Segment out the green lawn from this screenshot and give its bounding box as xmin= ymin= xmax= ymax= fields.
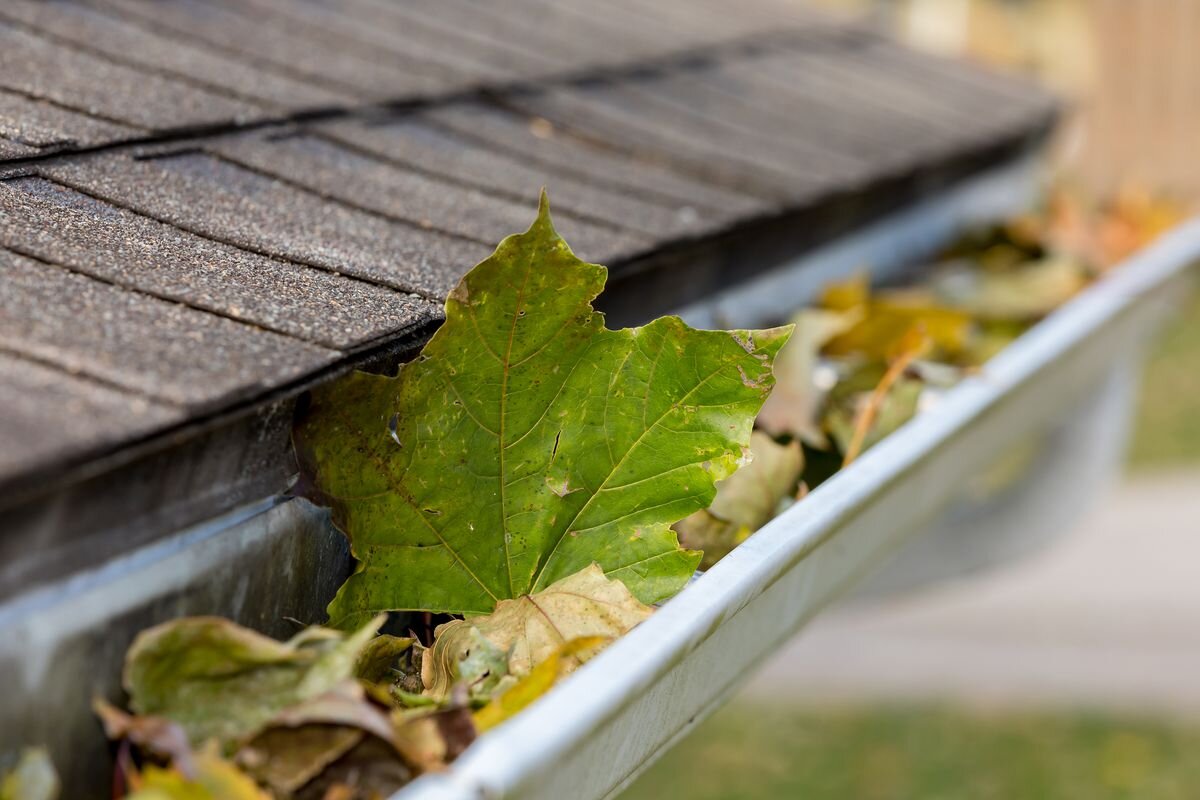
xmin=620 ymin=704 xmax=1200 ymax=800
xmin=620 ymin=287 xmax=1200 ymax=800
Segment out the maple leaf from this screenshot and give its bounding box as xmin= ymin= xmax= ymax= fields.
xmin=296 ymin=193 xmax=790 ymax=622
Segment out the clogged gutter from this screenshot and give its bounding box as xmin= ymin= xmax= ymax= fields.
xmin=2 ymin=187 xmax=1184 ymax=800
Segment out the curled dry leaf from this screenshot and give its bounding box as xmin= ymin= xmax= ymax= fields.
xmin=123 ymin=615 xmax=383 ymax=747
xmin=429 ymin=626 xmax=512 ymax=702
xmin=392 ymin=706 xmax=477 ymax=774
xmin=0 ymin=748 xmax=59 ymax=800
xmin=756 ymin=309 xmax=859 ymax=446
xmin=422 ymin=564 xmax=652 ymax=699
xmin=354 ymin=634 xmax=415 ymax=687
xmin=474 ymin=635 xmax=610 ymax=733
xmin=674 ymin=431 xmax=804 ymax=568
xmin=266 ymin=680 xmax=397 ymax=742
xmin=295 ymin=193 xmax=790 ymax=624
xmin=94 ymin=699 xmax=195 ymax=777
xmin=236 ymin=725 xmax=363 ymax=796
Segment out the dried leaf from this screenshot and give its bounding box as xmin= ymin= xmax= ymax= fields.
xmin=126 ymin=749 xmax=269 ymax=800
xmin=822 ymin=302 xmax=972 ymax=361
xmin=836 ymin=326 xmax=930 ymax=465
xmin=473 ymin=636 xmax=609 ymax=733
xmin=907 ymin=256 xmax=1088 ymax=321
xmin=354 ymin=635 xmax=415 ymax=687
xmin=236 ymin=726 xmax=363 ymax=796
xmin=266 ymin=681 xmax=396 ymax=743
xmin=756 ymin=309 xmax=858 ymax=445
xmin=819 ymin=273 xmax=869 ymax=311
xmin=295 ymin=194 xmax=790 ymax=622
xmin=826 ymin=373 xmax=924 ymax=461
xmin=94 ymin=699 xmax=195 ymax=777
xmin=0 ymin=749 xmax=59 ymax=800
xmin=294 ymin=737 xmax=413 ymax=800
xmin=422 ymin=564 xmax=652 ymax=699
xmin=124 ymin=616 xmax=382 ymax=747
xmin=391 ymin=707 xmax=476 ymax=773
xmin=231 ymin=671 xmax=401 ymax=793
xmin=674 ymin=432 xmax=803 ymax=568
xmin=446 ymin=623 xmax=511 ymax=700
xmin=707 ymin=432 xmax=803 ymax=531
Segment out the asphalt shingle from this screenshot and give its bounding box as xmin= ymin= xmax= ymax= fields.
xmin=43 ymin=150 xmax=493 ymax=298
xmin=0 ymin=86 xmax=140 ymax=155
xmin=0 ymin=22 xmax=265 ymax=131
xmin=0 ymin=351 xmax=183 ymax=487
xmin=87 ymin=0 xmax=460 ymax=102
xmin=213 ymin=131 xmax=651 ymax=264
xmin=313 ymin=116 xmax=716 ymax=241
xmin=0 ymin=176 xmax=441 ymax=348
xmin=0 ymin=0 xmax=349 ymax=111
xmin=419 ymin=102 xmax=765 ymax=217
xmin=0 ymin=248 xmax=338 ymax=408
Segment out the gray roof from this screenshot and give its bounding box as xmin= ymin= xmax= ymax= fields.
xmin=0 ymin=0 xmax=1055 ymax=590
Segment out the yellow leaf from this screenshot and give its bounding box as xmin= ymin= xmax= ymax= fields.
xmin=128 ymin=749 xmax=269 ymax=800
xmin=834 ymin=325 xmax=930 ymax=466
xmin=823 ymin=303 xmax=972 ymax=361
xmin=473 ymin=636 xmax=610 ymax=732
xmin=0 ymin=749 xmax=59 ymax=800
xmin=819 ymin=273 xmax=870 ymax=312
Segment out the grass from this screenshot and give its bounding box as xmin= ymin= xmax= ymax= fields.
xmin=1128 ymin=285 xmax=1200 ymax=469
xmin=620 ymin=704 xmax=1200 ymax=800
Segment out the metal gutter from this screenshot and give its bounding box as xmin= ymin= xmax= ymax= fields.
xmin=397 ymin=208 xmax=1200 ymax=799
xmin=673 ymin=152 xmax=1042 ymax=327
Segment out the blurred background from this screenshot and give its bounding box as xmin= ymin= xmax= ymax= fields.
xmin=621 ymin=1 xmax=1200 ymax=797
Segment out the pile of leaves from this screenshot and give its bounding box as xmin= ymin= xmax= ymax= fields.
xmin=4 ymin=187 xmax=1182 ymax=798
xmin=46 ymin=195 xmax=789 ymax=799
xmin=674 ymin=185 xmax=1186 ymax=563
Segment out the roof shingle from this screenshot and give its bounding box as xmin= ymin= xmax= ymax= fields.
xmin=0 ymin=0 xmax=1057 ymax=537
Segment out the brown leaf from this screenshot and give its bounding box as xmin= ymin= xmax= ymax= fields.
xmin=267 ymin=681 xmax=396 ymax=743
xmin=294 ymin=738 xmax=413 ymax=800
xmin=93 ymin=698 xmax=196 ymax=778
xmin=392 ymin=707 xmax=477 ymax=773
xmin=237 ymin=726 xmax=363 ymax=796
xmin=756 ymin=309 xmax=859 ymax=445
xmin=422 ymin=565 xmax=652 ymax=699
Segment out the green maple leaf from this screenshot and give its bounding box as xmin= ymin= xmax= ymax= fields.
xmin=296 ymin=194 xmax=791 ymax=623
